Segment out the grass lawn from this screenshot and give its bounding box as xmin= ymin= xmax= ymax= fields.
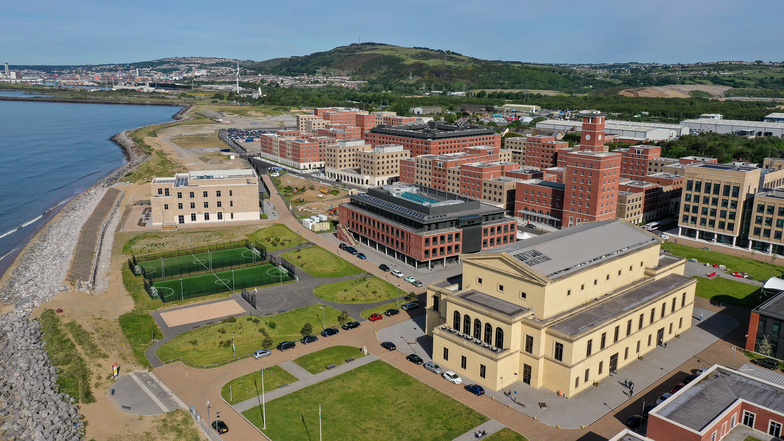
xmin=293 ymin=346 xmax=366 ymax=374
xmin=361 ymin=302 xmax=400 ymax=319
xmin=282 ymin=246 xmax=364 ymax=278
xmin=485 ymin=428 xmax=529 ymax=441
xmin=156 ymin=305 xmax=348 ymax=366
xmin=663 ymin=243 xmax=784 ymax=281
xmin=693 ymin=276 xmax=768 ymax=309
xmin=248 ymin=224 xmax=308 ymax=251
xmin=118 ymin=311 xmax=162 ymax=366
xmin=314 ymin=276 xmax=399 ymax=303
xmin=243 ymin=361 xmax=487 ymax=441
xmin=221 ymin=366 xmax=298 ymax=405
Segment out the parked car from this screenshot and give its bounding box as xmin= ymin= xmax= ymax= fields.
xmin=406 ymin=354 xmax=424 ymax=365
xmin=357 ymin=253 xmax=367 ymax=260
xmin=670 ymin=383 xmax=686 ymax=394
xmin=424 ymin=361 xmax=443 ymax=374
xmin=368 ymin=313 xmax=383 ymax=322
xmin=384 ymin=308 xmax=399 ymax=317
xmin=683 ymin=374 xmax=699 ymax=384
xmin=339 ymin=243 xmax=348 ymax=251
xmin=277 ymin=341 xmax=296 ymax=351
xmin=212 ymin=420 xmax=229 ymax=434
xmin=442 ymin=371 xmax=462 ymax=384
xmin=379 ymin=264 xmax=390 ymax=272
xmin=321 ymin=327 xmax=339 ymax=337
xmin=404 ymin=276 xmax=416 ymax=283
xmin=402 ymin=302 xmax=419 ymax=311
xmin=342 ymin=321 xmax=360 ymax=330
xmin=300 ymin=335 xmax=318 ymax=344
xmin=656 ymin=392 xmax=673 ymax=405
xmin=752 ymin=358 xmax=779 ymax=369
xmin=391 ymin=269 xmax=404 ymax=278
xmin=642 ymin=403 xmax=658 ymax=418
xmin=625 ymin=415 xmax=644 ymax=429
xmin=253 ymin=349 xmax=271 ymax=359
xmin=464 ymin=384 xmax=485 ymax=396
xmin=380 ymin=341 xmax=396 ymax=351
xmin=346 ymin=247 xmax=358 ymax=255
xmin=412 ymin=280 xmax=423 ymax=287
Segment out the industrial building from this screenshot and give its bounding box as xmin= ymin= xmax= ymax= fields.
xmin=680 ymin=118 xmax=784 ymax=137
xmin=535 ymin=119 xmax=689 ymax=142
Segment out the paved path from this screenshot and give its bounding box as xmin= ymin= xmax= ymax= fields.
xmin=107 ymin=371 xmax=185 ymax=415
xmin=452 ymin=420 xmax=504 ymax=441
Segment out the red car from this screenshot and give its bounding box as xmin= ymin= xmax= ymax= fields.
xmin=670 ymin=383 xmax=686 ymax=394
xmin=368 ymin=313 xmax=383 ymax=322
xmin=707 ymin=272 xmax=717 ymax=277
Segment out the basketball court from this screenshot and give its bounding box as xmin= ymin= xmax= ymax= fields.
xmin=158 ymin=299 xmax=246 ymax=327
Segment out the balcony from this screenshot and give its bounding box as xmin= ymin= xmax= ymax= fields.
xmin=433 ymin=325 xmax=511 ymax=360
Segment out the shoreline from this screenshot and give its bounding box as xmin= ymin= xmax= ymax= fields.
xmin=0 ymin=94 xmax=188 ymax=108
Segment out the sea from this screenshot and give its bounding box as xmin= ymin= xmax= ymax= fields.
xmin=0 ymin=91 xmax=182 ymax=273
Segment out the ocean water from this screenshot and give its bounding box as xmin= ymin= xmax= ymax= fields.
xmin=0 ymin=92 xmax=182 ymax=264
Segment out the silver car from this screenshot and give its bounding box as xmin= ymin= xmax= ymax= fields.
xmin=253 ymin=349 xmax=271 ymax=359
xmin=424 ymin=361 xmax=442 ymax=374
xmin=442 ymin=371 xmax=463 ymax=384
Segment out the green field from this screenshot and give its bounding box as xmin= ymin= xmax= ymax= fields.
xmin=485 ymin=428 xmax=529 ymax=441
xmin=151 ymin=264 xmax=292 ymax=301
xmin=693 ymin=276 xmax=768 ymax=309
xmin=314 ymin=276 xmax=399 ymax=303
xmin=136 ymin=246 xmax=263 ymax=280
xmin=293 ymin=346 xmax=366 ymax=374
xmin=243 ymin=361 xmax=487 ymax=441
xmin=663 ymin=243 xmax=784 ymax=281
xmin=156 ymin=305 xmax=347 ymax=366
xmin=282 ymin=246 xmax=365 ymax=278
xmin=221 ymin=366 xmax=298 ymax=405
xmin=248 ymin=224 xmax=308 ymax=251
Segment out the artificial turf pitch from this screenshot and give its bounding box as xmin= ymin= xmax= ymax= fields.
xmin=136 ymin=246 xmax=262 ymax=279
xmin=151 ymin=264 xmax=292 ymax=301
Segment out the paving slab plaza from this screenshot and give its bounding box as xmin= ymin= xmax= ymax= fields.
xmin=377 ymin=307 xmax=737 ymax=428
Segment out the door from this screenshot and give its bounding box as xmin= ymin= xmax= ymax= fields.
xmin=522 ymin=364 xmax=532 ymax=385
xmin=609 ymin=353 xmax=618 ymax=374
xmin=657 ymin=328 xmax=665 ymax=346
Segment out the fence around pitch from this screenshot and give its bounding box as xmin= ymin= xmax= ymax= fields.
xmin=143 ymin=257 xmax=271 ymax=283
xmin=146 ymin=269 xmax=294 ymax=303
xmin=129 ymin=240 xmax=267 ymax=279
xmin=131 ymin=239 xmax=266 ymax=265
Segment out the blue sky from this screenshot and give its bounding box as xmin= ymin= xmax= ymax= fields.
xmin=3 ymin=0 xmax=782 ymax=65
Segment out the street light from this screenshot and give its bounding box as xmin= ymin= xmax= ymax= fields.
xmin=261 ymin=363 xmax=267 ymax=430
xmin=731 ymin=347 xmax=736 ymax=369
xmin=207 ymin=401 xmax=211 ymax=433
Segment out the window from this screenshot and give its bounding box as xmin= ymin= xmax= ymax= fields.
xmin=495 ymin=327 xmax=504 ymax=349
xmin=204 ymin=202 xmax=209 ymax=208
xmin=461 ymin=356 xmax=467 ymax=369
xmin=648 ymin=334 xmax=652 ymax=347
xmin=177 ymin=203 xmax=183 ymax=209
xmin=217 ymin=201 xmax=222 ymax=208
xmin=229 ymin=190 xmax=233 ymax=197
xmin=710 ymin=431 xmax=716 ymax=441
xmin=624 ymin=347 xmax=629 ymax=360
xmin=157 ymin=188 xmax=162 ymax=195
xmin=650 ymin=308 xmax=656 ymax=324
xmin=614 ymin=326 xmax=619 ymax=343
xmin=639 ymin=313 xmax=644 ymax=330
xmin=480 ymin=364 xmax=486 ymax=379
xmin=743 ymin=410 xmax=755 ymax=428
xmin=575 ymin=376 xmax=580 ymax=388
xmin=190 ymin=202 xmax=195 ymax=209
xmin=598 ymin=361 xmax=603 ymax=375
xmin=463 ymin=315 xmax=471 ymax=335
xmin=636 ymin=340 xmax=641 ymax=353
xmin=586 ymin=339 xmax=593 ymax=357
xmin=520 ymin=291 xmax=527 ymax=300
xmin=204 ymin=213 xmax=210 ymax=221
xmin=769 ymin=420 xmax=782 ymax=437
xmin=477 ymin=277 xmax=483 ymax=285
xmin=627 ymin=319 xmax=632 ymax=336
xmin=177 ymin=192 xmax=182 ymax=199
xmin=669 ymin=323 xmax=673 ymax=335
xmin=216 ymin=191 xmax=221 ymax=197
xmin=661 ymin=302 xmax=666 ymax=319
xmin=498 ymin=284 xmax=504 ymax=292
xmin=485 ymin=324 xmax=494 ymax=345
xmin=189 ymin=191 xmax=194 ymax=198
xmin=600 ymin=333 xmax=606 ymax=350
xmin=474 ymin=319 xmax=481 ymax=339
xmin=585 ymin=369 xmax=590 ymax=383
xmin=443 ymin=347 xmax=449 ymax=361
xmin=554 ymin=342 xmax=564 ymax=361
xmin=190 ymin=213 xmax=196 ymax=221
xmin=731 ymin=414 xmax=737 ymax=427
xmin=525 ymin=335 xmax=533 ymax=353
xmin=452 ymin=311 xmax=460 ymax=330
xmin=203 ymin=191 xmax=208 ymax=198
xmin=679 ymin=317 xmax=683 ymax=329
xmin=164 ymin=204 xmax=168 ymax=210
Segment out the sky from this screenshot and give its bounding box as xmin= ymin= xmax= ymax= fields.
xmin=3 ymin=0 xmax=783 ymax=66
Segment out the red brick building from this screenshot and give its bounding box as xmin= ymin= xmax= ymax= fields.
xmin=616 ymin=145 xmax=663 ymax=179
xmin=562 ymin=150 xmax=622 ymax=227
xmin=522 ymin=135 xmax=570 ymax=169
xmin=514 ymin=180 xmax=565 ymax=228
xmin=364 ymin=121 xmax=501 ymax=157
xmin=259 ymin=131 xmax=334 ymax=169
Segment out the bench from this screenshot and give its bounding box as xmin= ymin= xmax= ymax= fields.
xmin=121 ymin=405 xmax=132 ymax=410
xmin=345 ymin=357 xmax=355 ymax=363
xmin=326 ymin=364 xmax=336 ymax=370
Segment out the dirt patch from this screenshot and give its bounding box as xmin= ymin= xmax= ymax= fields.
xmin=619 ymin=85 xmax=732 ymax=98
xmin=170 ymin=132 xmax=223 ymax=149
xmin=159 ymin=299 xmax=245 ymax=327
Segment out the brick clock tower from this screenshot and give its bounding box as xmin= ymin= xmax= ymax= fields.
xmin=579 ymin=110 xmax=606 ymax=152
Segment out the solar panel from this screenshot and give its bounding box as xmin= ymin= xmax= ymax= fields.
xmin=513 ymin=249 xmax=551 ymax=267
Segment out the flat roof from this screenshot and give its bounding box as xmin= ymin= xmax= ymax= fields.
xmin=655 ymin=366 xmax=784 ymax=432
xmin=520 ymin=179 xmax=565 ymax=190
xmin=549 ymin=274 xmax=693 ymax=336
xmin=681 ymin=118 xmax=784 ymax=128
xmin=454 ymin=289 xmax=529 ymax=317
xmin=753 ymin=291 xmax=784 ymax=320
xmin=367 ymin=122 xmax=497 ymax=140
xmin=487 ymin=221 xmax=659 ymax=279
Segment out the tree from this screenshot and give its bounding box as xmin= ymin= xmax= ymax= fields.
xmin=405 ymin=292 xmax=418 ymax=303
xmin=758 ymin=336 xmax=774 ymax=356
xmin=444 ymin=113 xmax=457 ymax=124
xmin=476 ymin=90 xmax=487 ymax=99
xmin=262 ymin=336 xmax=274 ymax=349
xmin=337 ymin=310 xmax=349 ymax=325
xmin=300 ymin=322 xmax=313 ymax=337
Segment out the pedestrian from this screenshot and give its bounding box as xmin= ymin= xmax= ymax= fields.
xmin=624 ymin=379 xmax=628 ymax=388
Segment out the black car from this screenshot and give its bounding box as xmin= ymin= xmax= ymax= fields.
xmin=346 ymin=247 xmax=358 ymax=255
xmin=752 ymin=358 xmax=780 ymax=369
xmin=379 ymin=264 xmax=390 ymax=272
xmin=642 ymin=403 xmax=658 ymax=418
xmin=683 ymin=374 xmax=699 ymax=384
xmin=384 ymin=308 xmax=400 ymax=317
xmin=300 ymin=335 xmax=318 ymax=344
xmin=339 ymin=243 xmax=348 ymax=251
xmin=625 ymin=415 xmax=644 ymax=429
xmin=321 ymin=327 xmax=339 ymax=337
xmin=381 ymin=341 xmax=396 ymax=351
xmin=342 ymin=321 xmax=360 ymax=330
xmin=277 ymin=341 xmax=296 ymax=351
xmin=406 ymin=354 xmax=424 ymax=365
xmin=212 ymin=420 xmax=229 ymax=434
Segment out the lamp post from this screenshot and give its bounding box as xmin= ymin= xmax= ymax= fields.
xmin=731 ymin=347 xmax=736 ymax=369
xmin=397 ymin=284 xmax=400 ymax=308
xmin=261 ymin=363 xmax=266 ymax=430
xmin=232 ymin=331 xmax=236 ymax=359
xmin=207 ymin=401 xmax=211 ymax=432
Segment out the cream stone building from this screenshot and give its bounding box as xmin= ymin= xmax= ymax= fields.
xmin=150 ymin=169 xmax=259 ymax=226
xmin=325 ymin=142 xmax=409 ymax=187
xmin=426 ymin=220 xmax=696 ymax=397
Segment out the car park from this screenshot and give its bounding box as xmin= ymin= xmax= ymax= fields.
xmin=277 ymin=341 xmax=296 ymax=351
xmin=656 ymin=392 xmax=673 ymax=405
xmin=379 ymin=264 xmax=390 ymax=272
xmin=424 ymin=361 xmax=442 ymax=374
xmin=342 ymin=321 xmax=360 ymax=330
xmin=212 ymin=420 xmax=229 ymax=434
xmin=300 ymin=335 xmax=318 ymax=344
xmin=391 ymin=269 xmax=404 ymax=278
xmin=253 ymin=349 xmax=271 ymax=359
xmin=321 ymin=327 xmax=339 ymax=337
xmin=406 ymin=354 xmax=424 ymax=365
xmin=404 ymin=276 xmax=416 ymax=283
xmin=625 ymin=415 xmax=644 ymax=429
xmin=402 ymin=302 xmax=419 ymax=311
xmin=384 ymin=308 xmax=399 ymax=317
xmin=752 ymin=358 xmax=779 ymax=369
xmin=464 ymin=384 xmax=485 ymax=396
xmin=381 ymin=341 xmax=396 ymax=351
xmin=442 ymin=371 xmax=462 ymax=384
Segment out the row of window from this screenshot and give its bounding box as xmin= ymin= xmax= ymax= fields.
xmin=164 ymin=200 xmax=233 ymax=210
xmin=157 ymin=189 xmax=233 ymax=198
xmin=685 ymin=180 xmax=740 ymax=197
xmin=452 ymin=312 xmax=505 ymax=349
xmin=176 ymin=212 xmax=229 ymax=223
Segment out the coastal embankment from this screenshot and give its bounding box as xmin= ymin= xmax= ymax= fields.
xmin=0 ymin=105 xmax=191 ymax=440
